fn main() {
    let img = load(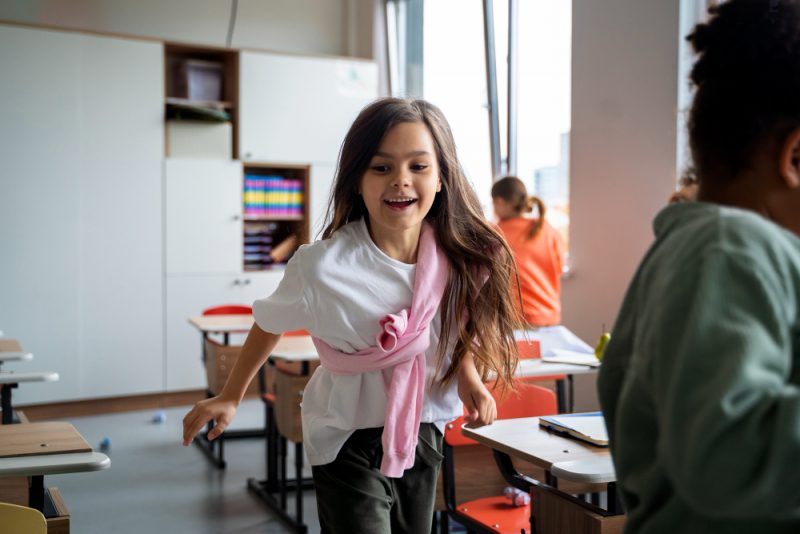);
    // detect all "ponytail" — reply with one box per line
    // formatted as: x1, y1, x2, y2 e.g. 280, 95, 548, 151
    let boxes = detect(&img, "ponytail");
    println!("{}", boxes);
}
525, 196, 546, 240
